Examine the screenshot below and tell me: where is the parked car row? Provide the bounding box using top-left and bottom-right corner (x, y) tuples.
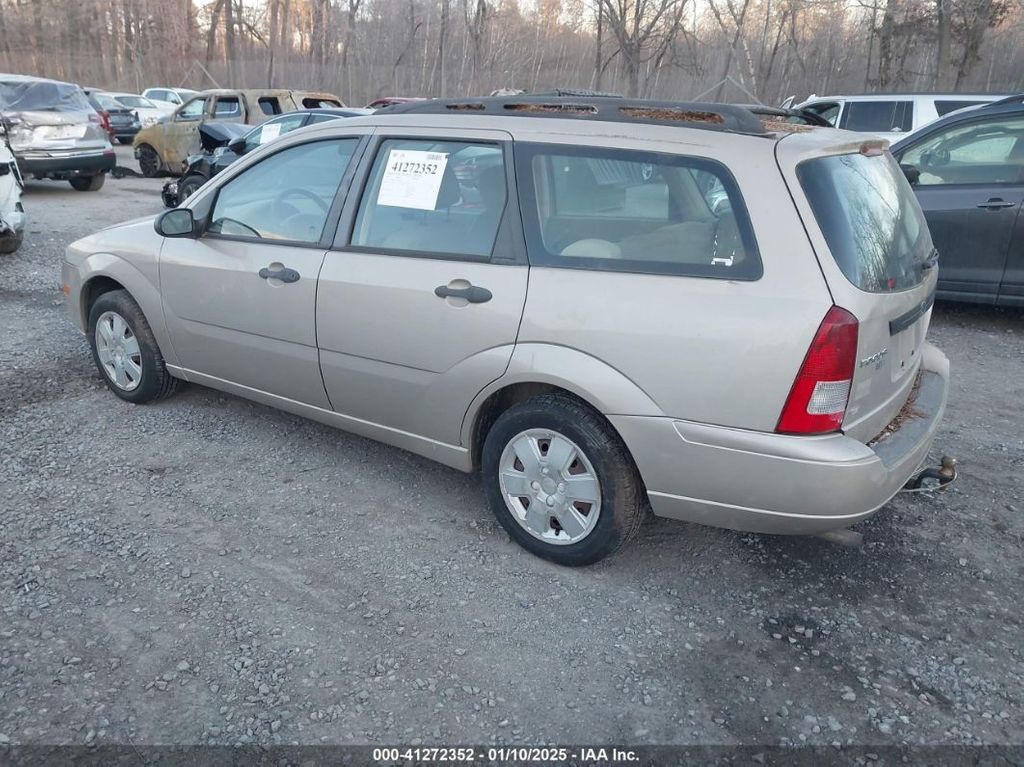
(133, 88), (344, 177)
(161, 107), (372, 207)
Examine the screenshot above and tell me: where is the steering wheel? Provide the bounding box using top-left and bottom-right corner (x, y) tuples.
(272, 188), (330, 220)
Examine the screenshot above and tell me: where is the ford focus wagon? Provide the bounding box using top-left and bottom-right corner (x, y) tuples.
(62, 97), (949, 565)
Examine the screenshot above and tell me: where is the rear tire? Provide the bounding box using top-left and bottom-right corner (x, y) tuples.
(137, 144), (161, 178)
(481, 394), (646, 566)
(87, 289), (180, 404)
(70, 174), (105, 192)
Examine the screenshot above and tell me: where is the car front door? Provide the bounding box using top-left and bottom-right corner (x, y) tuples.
(160, 96), (208, 171)
(895, 114), (1024, 303)
(160, 135), (366, 406)
(316, 130), (529, 451)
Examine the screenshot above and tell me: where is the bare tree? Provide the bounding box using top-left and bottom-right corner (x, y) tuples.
(599, 0), (688, 96)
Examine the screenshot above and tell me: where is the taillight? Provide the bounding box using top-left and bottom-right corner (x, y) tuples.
(776, 306), (859, 435)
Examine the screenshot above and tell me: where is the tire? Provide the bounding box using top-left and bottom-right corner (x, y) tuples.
(87, 289), (180, 404)
(0, 231), (23, 255)
(70, 174), (105, 192)
(481, 393), (646, 566)
(177, 173), (207, 203)
(137, 144), (161, 178)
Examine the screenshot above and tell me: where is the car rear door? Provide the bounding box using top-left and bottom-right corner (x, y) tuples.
(778, 138), (939, 443)
(893, 113), (1024, 302)
(315, 128), (528, 449)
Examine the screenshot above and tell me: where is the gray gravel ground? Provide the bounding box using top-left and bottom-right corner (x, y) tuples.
(1, 146), (1022, 748)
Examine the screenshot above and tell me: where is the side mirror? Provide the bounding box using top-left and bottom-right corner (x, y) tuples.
(899, 163), (921, 185)
(228, 136), (247, 155)
(155, 208), (196, 238)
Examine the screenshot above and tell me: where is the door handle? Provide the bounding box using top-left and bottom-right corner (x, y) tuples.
(976, 198), (1016, 210)
(259, 266), (300, 283)
(434, 284), (492, 303)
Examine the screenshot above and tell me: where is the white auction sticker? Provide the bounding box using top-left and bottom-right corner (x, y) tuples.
(377, 149), (449, 210)
(259, 123), (282, 144)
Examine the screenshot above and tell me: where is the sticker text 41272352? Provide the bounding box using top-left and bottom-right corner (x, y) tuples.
(376, 149), (449, 211)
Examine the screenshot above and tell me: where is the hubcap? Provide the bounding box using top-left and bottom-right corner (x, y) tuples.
(498, 429), (602, 546)
(95, 311), (143, 391)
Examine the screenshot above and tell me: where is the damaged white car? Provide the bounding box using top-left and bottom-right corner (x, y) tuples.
(0, 116), (25, 254)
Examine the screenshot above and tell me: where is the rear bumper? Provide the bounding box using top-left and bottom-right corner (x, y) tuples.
(611, 342), (950, 535)
(17, 149), (116, 179)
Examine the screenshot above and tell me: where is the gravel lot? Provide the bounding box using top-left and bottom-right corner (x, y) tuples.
(1, 146), (1022, 749)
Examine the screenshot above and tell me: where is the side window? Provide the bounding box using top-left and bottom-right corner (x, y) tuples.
(258, 97), (282, 115)
(804, 101), (840, 126)
(841, 101), (913, 132)
(207, 139), (359, 243)
(177, 97), (207, 120)
(244, 113), (307, 152)
(302, 97), (342, 108)
(517, 144), (761, 280)
(934, 100), (987, 117)
(900, 116), (1024, 185)
(213, 96), (242, 119)
(351, 139), (507, 258)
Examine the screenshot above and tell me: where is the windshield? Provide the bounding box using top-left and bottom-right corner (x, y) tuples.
(115, 95), (156, 109)
(0, 78), (93, 113)
(93, 93), (123, 110)
(798, 151), (932, 293)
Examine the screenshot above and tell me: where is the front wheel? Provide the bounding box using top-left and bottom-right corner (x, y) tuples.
(70, 174), (105, 192)
(0, 231), (23, 255)
(87, 289), (180, 403)
(177, 173), (207, 203)
(136, 144), (161, 178)
(481, 394), (646, 566)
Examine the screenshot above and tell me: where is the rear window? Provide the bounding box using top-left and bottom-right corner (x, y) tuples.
(798, 152), (932, 293)
(840, 101), (913, 133)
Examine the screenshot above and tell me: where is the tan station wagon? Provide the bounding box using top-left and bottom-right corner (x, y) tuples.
(133, 88), (343, 177)
(63, 96), (950, 566)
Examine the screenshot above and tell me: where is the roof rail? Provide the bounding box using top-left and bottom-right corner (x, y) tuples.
(381, 96), (769, 135)
(530, 88), (624, 98)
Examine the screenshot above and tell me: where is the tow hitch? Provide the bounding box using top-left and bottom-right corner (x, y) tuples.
(903, 455), (958, 493)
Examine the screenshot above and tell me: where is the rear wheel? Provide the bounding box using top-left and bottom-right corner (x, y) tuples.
(69, 174), (105, 192)
(481, 394), (646, 566)
(137, 144), (161, 178)
(87, 289), (179, 404)
(177, 173), (207, 203)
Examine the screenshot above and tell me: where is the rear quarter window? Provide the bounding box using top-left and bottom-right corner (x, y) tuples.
(797, 152), (932, 293)
(516, 144), (761, 280)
